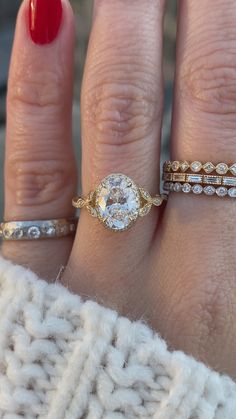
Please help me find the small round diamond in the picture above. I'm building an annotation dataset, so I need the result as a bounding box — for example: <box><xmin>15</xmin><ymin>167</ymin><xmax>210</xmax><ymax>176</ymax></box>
<box><xmin>173</xmin><ymin>182</ymin><xmax>182</xmax><ymax>192</ymax></box>
<box><xmin>216</xmin><ymin>163</ymin><xmax>228</xmax><ymax>175</ymax></box>
<box><xmin>192</xmin><ymin>184</ymin><xmax>203</xmax><ymax>194</ymax></box>
<box><xmin>228</xmin><ymin>188</ymin><xmax>236</xmax><ymax>198</ymax></box>
<box><xmin>27</xmin><ymin>226</ymin><xmax>41</xmax><ymax>239</ymax></box>
<box><xmin>190</xmin><ymin>161</ymin><xmax>202</xmax><ymax>172</ymax></box>
<box><xmin>171</xmin><ymin>161</ymin><xmax>180</xmax><ymax>172</ymax></box>
<box><xmin>169</xmin><ymin>182</ymin><xmax>174</xmax><ymax>191</ymax></box>
<box><xmin>13</xmin><ymin>229</ymin><xmax>24</xmax><ymax>239</ymax></box>
<box><xmin>204</xmin><ymin>186</ymin><xmax>216</xmax><ymax>196</ymax></box>
<box><xmin>203</xmin><ymin>162</ymin><xmax>215</xmax><ymax>174</ymax></box>
<box><xmin>182</xmin><ymin>183</ymin><xmax>191</xmax><ymax>193</ymax></box>
<box><xmin>46</xmin><ymin>226</ymin><xmax>56</xmax><ymax>236</ymax></box>
<box><xmin>216</xmin><ymin>187</ymin><xmax>228</xmax><ymax>197</ymax></box>
<box><xmin>3</xmin><ymin>229</ymin><xmax>12</xmax><ymax>239</ymax></box>
<box><xmin>229</xmin><ymin>164</ymin><xmax>236</xmax><ymax>176</ymax></box>
<box><xmin>96</xmin><ymin>174</ymin><xmax>140</xmax><ymax>231</ymax></box>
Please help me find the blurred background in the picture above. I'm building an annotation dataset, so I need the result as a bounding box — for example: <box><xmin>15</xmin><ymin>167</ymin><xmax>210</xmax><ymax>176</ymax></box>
<box><xmin>0</xmin><ymin>0</ymin><xmax>176</xmax><ymax>220</ymax></box>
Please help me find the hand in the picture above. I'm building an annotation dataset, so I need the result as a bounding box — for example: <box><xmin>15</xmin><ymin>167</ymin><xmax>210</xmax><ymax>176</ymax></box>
<box><xmin>2</xmin><ymin>0</ymin><xmax>236</xmax><ymax>379</ymax></box>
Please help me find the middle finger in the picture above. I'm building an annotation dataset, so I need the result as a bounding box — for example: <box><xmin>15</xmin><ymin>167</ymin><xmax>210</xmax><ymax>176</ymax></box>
<box><xmin>66</xmin><ymin>0</ymin><xmax>166</xmax><ymax>308</ymax></box>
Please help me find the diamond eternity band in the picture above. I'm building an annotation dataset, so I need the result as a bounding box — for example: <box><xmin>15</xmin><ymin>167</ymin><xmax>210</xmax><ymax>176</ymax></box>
<box><xmin>0</xmin><ymin>219</ymin><xmax>78</xmax><ymax>241</ymax></box>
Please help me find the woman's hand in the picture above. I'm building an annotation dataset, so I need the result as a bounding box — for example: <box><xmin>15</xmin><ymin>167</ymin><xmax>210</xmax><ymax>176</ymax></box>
<box><xmin>2</xmin><ymin>0</ymin><xmax>236</xmax><ymax>378</ymax></box>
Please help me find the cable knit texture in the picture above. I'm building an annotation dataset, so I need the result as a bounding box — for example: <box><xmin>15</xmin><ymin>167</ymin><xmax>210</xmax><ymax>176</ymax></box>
<box><xmin>0</xmin><ymin>257</ymin><xmax>235</xmax><ymax>418</ymax></box>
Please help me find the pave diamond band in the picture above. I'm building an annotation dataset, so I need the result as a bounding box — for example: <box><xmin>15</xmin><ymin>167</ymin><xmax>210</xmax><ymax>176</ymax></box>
<box><xmin>72</xmin><ymin>173</ymin><xmax>167</xmax><ymax>232</ymax></box>
<box><xmin>0</xmin><ymin>219</ymin><xmax>78</xmax><ymax>241</ymax></box>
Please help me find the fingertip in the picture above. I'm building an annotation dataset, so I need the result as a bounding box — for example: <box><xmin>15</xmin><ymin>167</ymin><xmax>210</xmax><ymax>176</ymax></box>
<box><xmin>14</xmin><ymin>0</ymin><xmax>75</xmax><ymax>48</ymax></box>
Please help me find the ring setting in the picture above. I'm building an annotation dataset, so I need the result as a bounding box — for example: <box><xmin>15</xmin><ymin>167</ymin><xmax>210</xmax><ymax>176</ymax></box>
<box><xmin>73</xmin><ymin>173</ymin><xmax>167</xmax><ymax>232</ymax></box>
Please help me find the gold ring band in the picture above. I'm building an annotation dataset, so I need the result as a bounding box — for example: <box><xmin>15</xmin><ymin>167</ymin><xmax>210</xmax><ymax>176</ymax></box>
<box><xmin>0</xmin><ymin>218</ymin><xmax>78</xmax><ymax>241</ymax></box>
<box><xmin>164</xmin><ymin>161</ymin><xmax>236</xmax><ymax>175</ymax></box>
<box><xmin>72</xmin><ymin>173</ymin><xmax>167</xmax><ymax>232</ymax></box>
<box><xmin>163</xmin><ymin>172</ymin><xmax>236</xmax><ymax>187</ymax></box>
<box><xmin>163</xmin><ymin>181</ymin><xmax>236</xmax><ymax>197</ymax></box>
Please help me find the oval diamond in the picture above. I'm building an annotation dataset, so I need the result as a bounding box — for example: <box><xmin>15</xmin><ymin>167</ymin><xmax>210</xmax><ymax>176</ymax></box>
<box><xmin>95</xmin><ymin>174</ymin><xmax>140</xmax><ymax>231</ymax></box>
<box><xmin>228</xmin><ymin>188</ymin><xmax>236</xmax><ymax>198</ymax></box>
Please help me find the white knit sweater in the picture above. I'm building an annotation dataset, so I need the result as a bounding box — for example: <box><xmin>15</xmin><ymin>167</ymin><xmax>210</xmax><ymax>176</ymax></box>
<box><xmin>0</xmin><ymin>257</ymin><xmax>235</xmax><ymax>418</ymax></box>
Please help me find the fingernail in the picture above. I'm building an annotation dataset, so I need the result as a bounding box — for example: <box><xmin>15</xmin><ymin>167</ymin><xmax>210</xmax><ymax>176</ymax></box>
<box><xmin>29</xmin><ymin>0</ymin><xmax>63</xmax><ymax>45</ymax></box>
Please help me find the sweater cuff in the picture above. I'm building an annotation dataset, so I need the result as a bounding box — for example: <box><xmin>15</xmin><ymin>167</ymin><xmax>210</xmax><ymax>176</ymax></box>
<box><xmin>0</xmin><ymin>256</ymin><xmax>235</xmax><ymax>419</ymax></box>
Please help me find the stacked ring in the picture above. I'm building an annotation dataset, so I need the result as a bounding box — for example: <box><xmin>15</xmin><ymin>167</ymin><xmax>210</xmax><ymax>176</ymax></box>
<box><xmin>163</xmin><ymin>161</ymin><xmax>236</xmax><ymax>197</ymax></box>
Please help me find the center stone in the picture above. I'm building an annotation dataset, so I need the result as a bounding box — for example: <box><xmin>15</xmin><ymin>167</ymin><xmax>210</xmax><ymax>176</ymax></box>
<box><xmin>95</xmin><ymin>174</ymin><xmax>140</xmax><ymax>231</ymax></box>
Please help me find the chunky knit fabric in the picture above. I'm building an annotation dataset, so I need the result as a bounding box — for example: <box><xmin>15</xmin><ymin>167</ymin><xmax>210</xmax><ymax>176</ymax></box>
<box><xmin>0</xmin><ymin>257</ymin><xmax>235</xmax><ymax>418</ymax></box>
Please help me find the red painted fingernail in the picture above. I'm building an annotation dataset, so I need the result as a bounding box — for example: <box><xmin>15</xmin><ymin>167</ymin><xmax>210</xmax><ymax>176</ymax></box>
<box><xmin>29</xmin><ymin>0</ymin><xmax>63</xmax><ymax>45</ymax></box>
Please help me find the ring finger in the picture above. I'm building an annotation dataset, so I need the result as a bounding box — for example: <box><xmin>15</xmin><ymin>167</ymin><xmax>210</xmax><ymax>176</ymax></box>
<box><xmin>159</xmin><ymin>0</ymin><xmax>236</xmax><ymax>376</ymax></box>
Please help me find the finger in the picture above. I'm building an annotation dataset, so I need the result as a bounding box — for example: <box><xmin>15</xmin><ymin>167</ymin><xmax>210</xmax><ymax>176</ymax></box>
<box><xmin>2</xmin><ymin>0</ymin><xmax>77</xmax><ymax>279</ymax></box>
<box><xmin>159</xmin><ymin>0</ymin><xmax>236</xmax><ymax>376</ymax></box>
<box><xmin>66</xmin><ymin>0</ymin><xmax>166</xmax><ymax>306</ymax></box>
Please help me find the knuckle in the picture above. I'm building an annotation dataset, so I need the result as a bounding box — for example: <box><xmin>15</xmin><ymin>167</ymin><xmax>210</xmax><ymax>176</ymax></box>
<box><xmin>8</xmin><ymin>68</ymin><xmax>64</xmax><ymax>111</ymax></box>
<box><xmin>180</xmin><ymin>48</ymin><xmax>236</xmax><ymax>115</ymax></box>
<box><xmin>83</xmin><ymin>80</ymin><xmax>160</xmax><ymax>146</ymax></box>
<box><xmin>7</xmin><ymin>156</ymin><xmax>75</xmax><ymax>207</ymax></box>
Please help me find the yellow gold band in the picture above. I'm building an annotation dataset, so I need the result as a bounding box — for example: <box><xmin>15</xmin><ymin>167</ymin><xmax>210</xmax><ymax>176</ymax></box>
<box><xmin>163</xmin><ymin>172</ymin><xmax>236</xmax><ymax>187</ymax></box>
<box><xmin>164</xmin><ymin>160</ymin><xmax>236</xmax><ymax>175</ymax></box>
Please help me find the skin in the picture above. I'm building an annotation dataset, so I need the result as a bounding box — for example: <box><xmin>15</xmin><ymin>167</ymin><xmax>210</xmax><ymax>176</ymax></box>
<box><xmin>2</xmin><ymin>0</ymin><xmax>236</xmax><ymax>379</ymax></box>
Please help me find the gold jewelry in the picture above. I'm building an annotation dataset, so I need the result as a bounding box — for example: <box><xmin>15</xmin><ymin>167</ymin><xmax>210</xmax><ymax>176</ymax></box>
<box><xmin>72</xmin><ymin>173</ymin><xmax>167</xmax><ymax>232</ymax></box>
<box><xmin>164</xmin><ymin>160</ymin><xmax>236</xmax><ymax>175</ymax></box>
<box><xmin>163</xmin><ymin>172</ymin><xmax>236</xmax><ymax>187</ymax></box>
<box><xmin>0</xmin><ymin>218</ymin><xmax>78</xmax><ymax>241</ymax></box>
<box><xmin>163</xmin><ymin>160</ymin><xmax>236</xmax><ymax>198</ymax></box>
<box><xmin>163</xmin><ymin>181</ymin><xmax>236</xmax><ymax>197</ymax></box>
